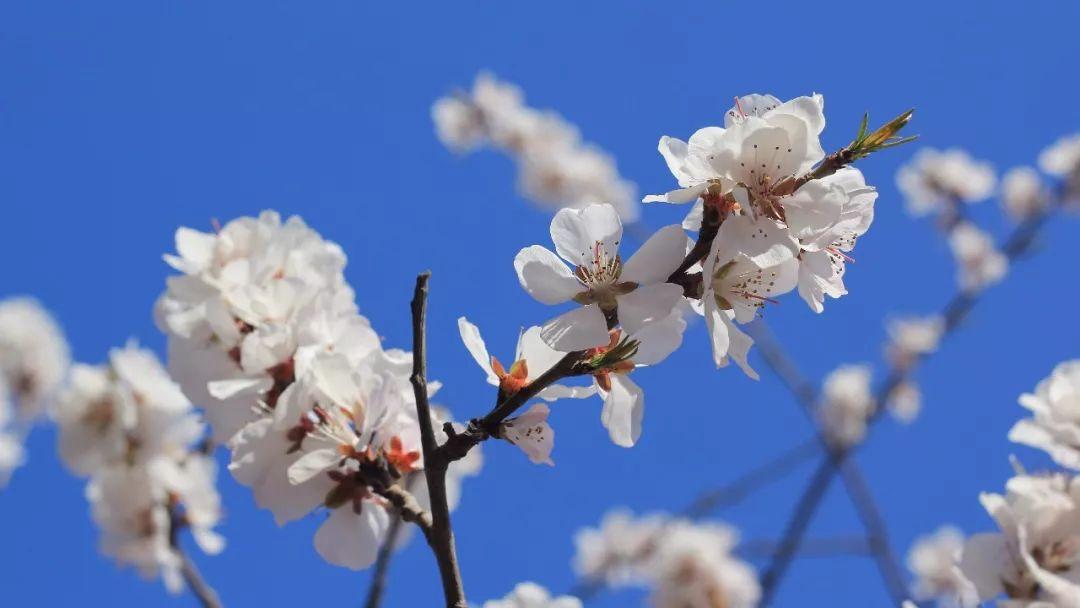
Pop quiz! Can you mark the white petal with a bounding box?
[629,313,687,366]
[314,501,391,570]
[537,383,597,401]
[540,304,610,351]
[682,199,705,231]
[501,403,555,465]
[550,204,623,267]
[457,317,499,386]
[288,448,341,485]
[207,376,272,400]
[517,325,565,379]
[616,283,684,335]
[621,225,690,284]
[643,184,706,205]
[601,375,644,447]
[514,246,581,305]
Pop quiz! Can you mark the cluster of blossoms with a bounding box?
[572,509,760,608]
[0,297,70,484]
[498,93,902,451]
[155,211,481,570]
[898,134,1080,295]
[432,72,640,222]
[909,360,1080,607]
[51,342,223,592]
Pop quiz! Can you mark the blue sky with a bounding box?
[1,1,1078,606]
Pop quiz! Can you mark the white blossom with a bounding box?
[1002,167,1049,221]
[646,93,826,210]
[699,214,799,379]
[907,526,979,607]
[53,343,204,477]
[948,222,1008,292]
[818,364,875,447]
[572,510,759,607]
[888,381,923,424]
[514,203,687,352]
[960,473,1080,606]
[649,520,761,608]
[1039,133,1080,178]
[499,403,555,465]
[0,375,25,486]
[897,148,996,216]
[1009,360,1080,470]
[0,297,70,420]
[433,72,640,221]
[885,314,945,368]
[573,508,668,586]
[482,582,582,608]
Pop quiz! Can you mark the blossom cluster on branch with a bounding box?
[156,210,482,570]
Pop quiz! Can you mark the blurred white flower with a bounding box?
[573,508,668,587]
[1002,167,1048,221]
[887,381,923,424]
[897,148,996,216]
[0,297,70,419]
[53,344,204,477]
[649,520,761,608]
[1039,133,1080,178]
[885,314,945,369]
[482,582,582,608]
[433,72,640,221]
[0,375,26,486]
[514,204,686,352]
[818,364,875,447]
[907,525,979,607]
[1009,360,1080,470]
[948,222,1008,292]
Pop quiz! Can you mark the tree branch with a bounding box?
[409,272,468,608]
[748,321,909,605]
[167,509,223,608]
[758,198,1060,605]
[363,511,405,608]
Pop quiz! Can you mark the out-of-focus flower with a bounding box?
[1009,360,1080,470]
[948,222,1008,292]
[1039,133,1080,178]
[897,148,996,216]
[573,508,668,586]
[907,525,979,607]
[885,315,945,369]
[887,381,923,424]
[1002,167,1049,221]
[0,375,25,486]
[0,297,70,419]
[433,72,640,221]
[818,364,875,447]
[482,582,582,608]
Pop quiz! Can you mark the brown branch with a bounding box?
[748,321,909,605]
[409,272,467,608]
[759,196,1061,606]
[167,509,223,608]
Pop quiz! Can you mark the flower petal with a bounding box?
[540,304,610,352]
[314,500,391,570]
[629,313,687,366]
[621,225,690,285]
[457,317,499,386]
[287,448,341,485]
[616,283,684,336]
[550,204,623,267]
[601,375,644,447]
[514,246,581,305]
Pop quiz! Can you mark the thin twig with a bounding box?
[758,199,1060,605]
[749,321,909,605]
[738,535,871,559]
[409,272,468,608]
[363,511,405,608]
[167,509,223,608]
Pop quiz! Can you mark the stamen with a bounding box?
[828,247,856,264]
[734,96,747,119]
